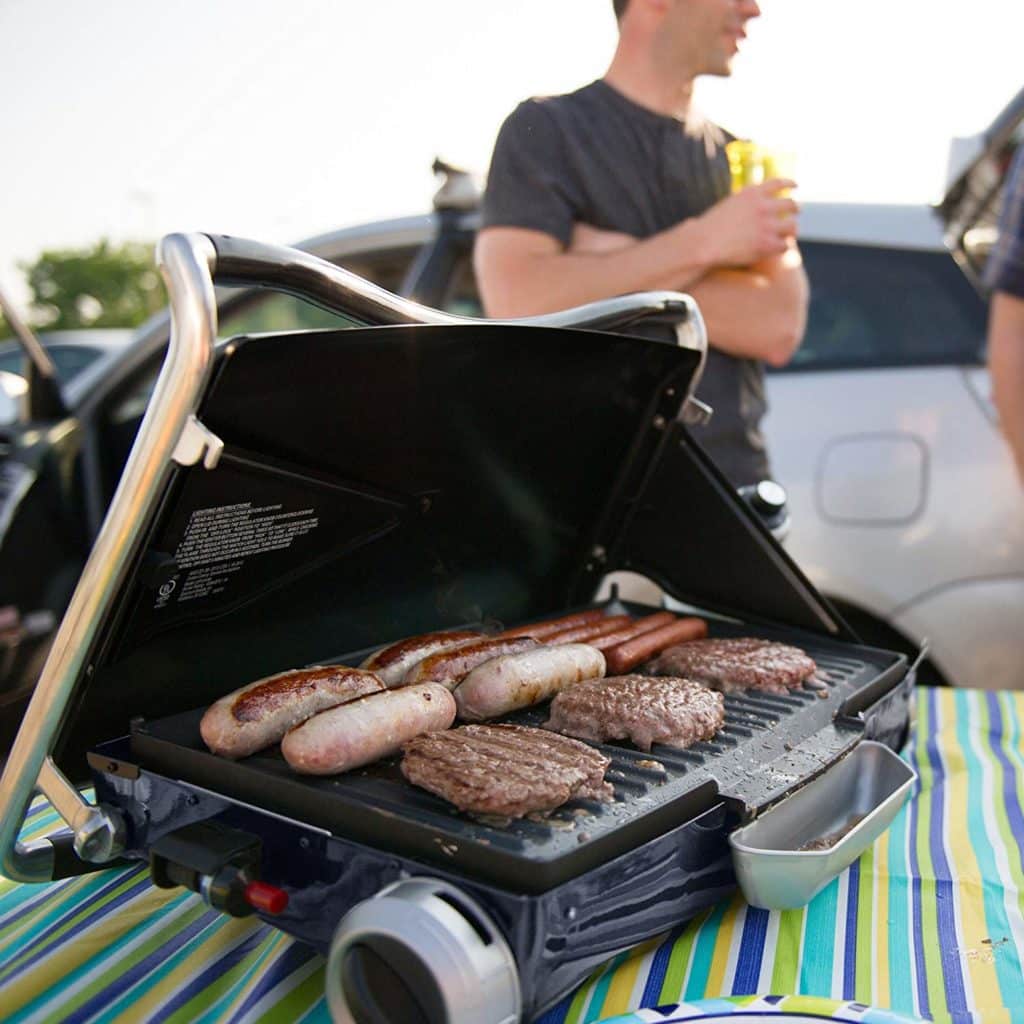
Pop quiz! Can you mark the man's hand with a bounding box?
[693,179,798,267]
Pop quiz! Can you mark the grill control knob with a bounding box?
[738,479,791,544]
[326,878,520,1024]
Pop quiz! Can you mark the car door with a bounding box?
[763,237,1024,689]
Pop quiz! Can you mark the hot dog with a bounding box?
[200,666,384,759]
[403,636,541,689]
[360,629,483,687]
[281,683,456,775]
[498,609,606,640]
[603,617,708,675]
[589,611,677,650]
[454,644,606,721]
[544,614,633,645]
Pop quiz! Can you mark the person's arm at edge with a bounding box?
[987,291,1024,484]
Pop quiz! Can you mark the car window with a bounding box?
[442,256,484,318]
[0,352,24,377]
[217,247,417,338]
[218,294,362,337]
[780,241,987,372]
[0,345,101,382]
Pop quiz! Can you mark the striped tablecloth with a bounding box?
[3,687,1024,1023]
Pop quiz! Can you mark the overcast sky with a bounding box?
[1,0,1021,306]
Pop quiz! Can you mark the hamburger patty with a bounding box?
[545,675,724,751]
[401,723,613,817]
[646,638,817,695]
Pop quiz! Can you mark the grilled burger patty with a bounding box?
[545,675,724,751]
[647,638,817,695]
[401,723,613,817]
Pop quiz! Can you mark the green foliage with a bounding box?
[0,311,9,341]
[21,240,165,331]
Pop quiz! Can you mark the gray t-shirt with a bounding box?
[481,79,771,487]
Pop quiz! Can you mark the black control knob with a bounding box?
[738,480,790,543]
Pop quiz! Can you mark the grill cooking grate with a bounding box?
[129,617,905,892]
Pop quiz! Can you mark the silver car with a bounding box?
[199,122,1024,691]
[1,106,1020,726]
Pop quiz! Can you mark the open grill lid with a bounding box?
[35,234,847,779]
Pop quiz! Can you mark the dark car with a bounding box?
[0,328,133,425]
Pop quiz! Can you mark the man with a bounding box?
[985,145,1024,486]
[474,0,808,487]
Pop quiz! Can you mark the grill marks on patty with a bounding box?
[546,675,725,751]
[401,723,613,817]
[647,638,817,695]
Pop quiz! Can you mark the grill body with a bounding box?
[89,607,914,1020]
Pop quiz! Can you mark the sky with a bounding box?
[1,0,1022,307]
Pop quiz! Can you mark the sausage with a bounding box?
[360,629,483,687]
[200,666,384,759]
[454,644,606,721]
[603,617,708,675]
[589,612,678,650]
[545,614,632,645]
[281,683,456,775]
[403,636,541,689]
[498,608,606,640]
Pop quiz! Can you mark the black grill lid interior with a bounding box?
[57,321,841,774]
[58,323,690,770]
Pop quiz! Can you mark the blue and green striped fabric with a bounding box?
[2,688,1024,1023]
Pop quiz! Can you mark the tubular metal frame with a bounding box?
[0,232,706,882]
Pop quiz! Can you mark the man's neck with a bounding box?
[602,24,700,120]
[603,54,695,121]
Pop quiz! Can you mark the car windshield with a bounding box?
[0,330,134,424]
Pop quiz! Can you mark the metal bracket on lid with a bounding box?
[172,415,224,469]
[681,396,713,426]
[37,758,126,863]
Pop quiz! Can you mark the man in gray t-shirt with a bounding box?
[475,0,808,487]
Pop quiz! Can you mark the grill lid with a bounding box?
[52,251,844,775]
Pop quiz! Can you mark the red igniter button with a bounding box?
[244,881,289,915]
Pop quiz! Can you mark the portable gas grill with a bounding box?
[0,234,916,1024]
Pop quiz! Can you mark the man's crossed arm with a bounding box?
[474,179,808,367]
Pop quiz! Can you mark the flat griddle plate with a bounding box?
[130,620,905,893]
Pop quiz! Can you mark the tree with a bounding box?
[21,240,165,331]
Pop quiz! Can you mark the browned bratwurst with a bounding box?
[360,629,483,687]
[544,615,632,645]
[403,636,540,689]
[453,643,606,720]
[498,608,605,640]
[200,666,384,759]
[588,612,677,650]
[603,617,708,674]
[281,683,456,775]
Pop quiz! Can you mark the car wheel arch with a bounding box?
[825,594,950,686]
